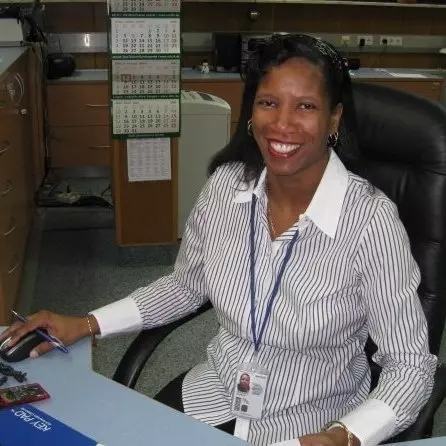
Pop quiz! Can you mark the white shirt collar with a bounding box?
[233,150,349,239]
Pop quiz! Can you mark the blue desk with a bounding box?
[0,329,246,446]
[1,329,445,446]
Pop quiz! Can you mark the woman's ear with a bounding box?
[330,103,343,134]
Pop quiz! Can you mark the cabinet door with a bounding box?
[47,83,110,127]
[112,138,179,246]
[50,126,111,167]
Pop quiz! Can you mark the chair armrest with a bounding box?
[112,301,213,389]
[385,363,446,443]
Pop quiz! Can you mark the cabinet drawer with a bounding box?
[0,182,25,237]
[50,126,111,167]
[0,110,23,161]
[0,215,25,269]
[0,131,22,183]
[0,247,24,323]
[47,83,110,127]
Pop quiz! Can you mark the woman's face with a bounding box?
[240,374,250,387]
[251,57,342,180]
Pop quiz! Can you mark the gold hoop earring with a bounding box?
[328,131,339,148]
[247,119,253,136]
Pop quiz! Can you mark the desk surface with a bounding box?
[0,329,246,446]
[0,47,27,78]
[1,329,445,446]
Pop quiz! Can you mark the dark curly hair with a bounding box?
[208,34,360,183]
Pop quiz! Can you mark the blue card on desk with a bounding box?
[0,404,103,445]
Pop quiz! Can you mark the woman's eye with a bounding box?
[298,103,315,110]
[257,99,275,107]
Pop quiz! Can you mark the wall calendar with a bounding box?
[108,0,181,138]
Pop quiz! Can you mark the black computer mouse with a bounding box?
[0,331,44,362]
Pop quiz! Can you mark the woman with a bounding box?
[0,34,436,446]
[237,373,251,393]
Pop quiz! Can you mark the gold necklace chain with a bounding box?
[265,183,276,239]
[266,182,307,240]
[267,201,276,240]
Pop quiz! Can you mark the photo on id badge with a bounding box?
[232,369,266,419]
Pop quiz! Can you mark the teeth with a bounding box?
[270,142,301,153]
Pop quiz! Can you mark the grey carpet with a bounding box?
[29,208,446,435]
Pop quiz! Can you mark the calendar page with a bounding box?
[112,58,180,97]
[108,2,181,138]
[111,17,180,55]
[110,0,180,13]
[112,98,180,137]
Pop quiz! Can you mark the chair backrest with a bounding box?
[347,82,446,356]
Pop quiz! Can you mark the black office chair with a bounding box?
[113,83,446,443]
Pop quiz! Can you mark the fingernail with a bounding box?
[30,350,39,358]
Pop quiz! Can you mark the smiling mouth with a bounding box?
[268,141,302,158]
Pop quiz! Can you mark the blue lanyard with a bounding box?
[249,193,300,353]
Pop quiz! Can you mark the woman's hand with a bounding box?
[0,311,96,357]
[300,427,359,446]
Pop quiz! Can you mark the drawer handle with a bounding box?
[3,220,17,236]
[0,181,13,197]
[85,103,110,108]
[88,145,111,149]
[0,140,10,155]
[8,260,20,275]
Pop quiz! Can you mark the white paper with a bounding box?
[234,418,250,441]
[388,72,426,78]
[270,439,302,446]
[127,138,171,182]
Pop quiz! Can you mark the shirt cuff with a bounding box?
[89,297,143,338]
[338,398,397,446]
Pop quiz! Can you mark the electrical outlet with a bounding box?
[391,36,403,46]
[341,35,351,45]
[380,35,403,46]
[357,35,374,46]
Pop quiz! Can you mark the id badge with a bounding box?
[230,361,269,420]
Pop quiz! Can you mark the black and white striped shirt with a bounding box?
[92,150,436,446]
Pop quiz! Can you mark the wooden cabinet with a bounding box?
[50,126,111,167]
[0,52,34,324]
[47,82,111,167]
[112,139,178,246]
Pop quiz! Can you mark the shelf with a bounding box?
[1,0,446,7]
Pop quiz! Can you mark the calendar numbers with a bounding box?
[110,2,181,136]
[112,18,180,55]
[112,59,180,96]
[110,0,180,13]
[112,99,180,135]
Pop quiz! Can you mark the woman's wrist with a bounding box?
[325,427,360,446]
[80,314,100,338]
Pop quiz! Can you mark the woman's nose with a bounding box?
[271,107,294,131]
